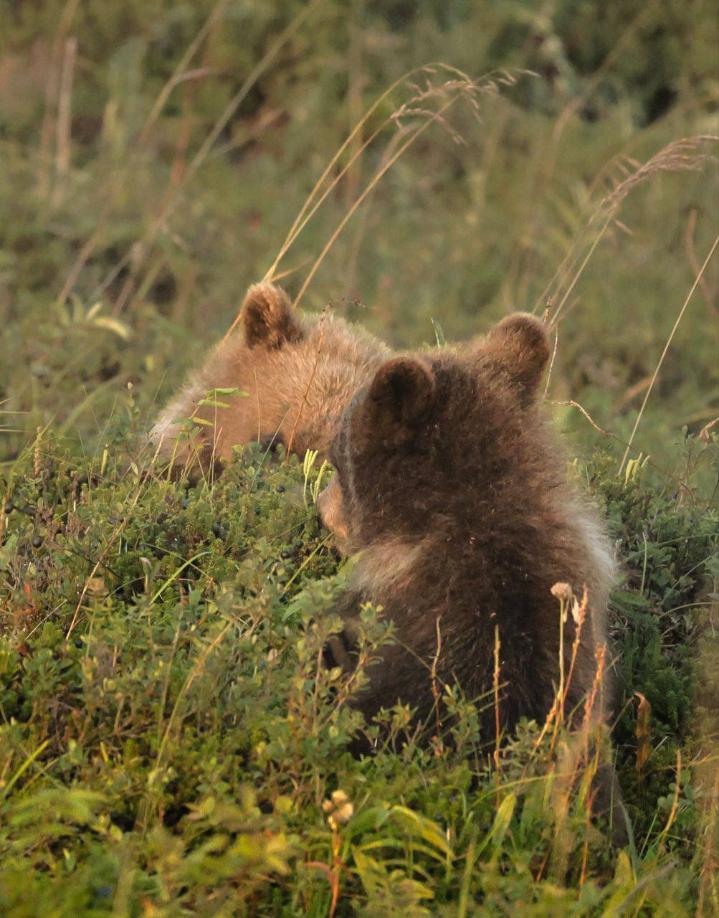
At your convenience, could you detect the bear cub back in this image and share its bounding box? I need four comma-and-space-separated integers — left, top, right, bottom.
318, 313, 615, 742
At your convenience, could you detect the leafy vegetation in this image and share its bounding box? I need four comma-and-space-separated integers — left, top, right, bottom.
0, 438, 717, 914
0, 1, 718, 914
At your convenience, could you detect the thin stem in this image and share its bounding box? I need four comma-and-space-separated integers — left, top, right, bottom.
619, 233, 719, 473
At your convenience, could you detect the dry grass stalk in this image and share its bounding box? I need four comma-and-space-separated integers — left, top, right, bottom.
430, 615, 444, 744
529, 585, 588, 757
138, 0, 229, 143
542, 135, 718, 327
493, 625, 502, 775
699, 416, 719, 442
619, 231, 719, 473
213, 67, 522, 344
288, 71, 522, 312
685, 208, 719, 318
37, 0, 81, 199
697, 767, 719, 917
655, 749, 683, 854
52, 35, 76, 202
56, 1, 226, 304
261, 64, 514, 293
85, 0, 325, 315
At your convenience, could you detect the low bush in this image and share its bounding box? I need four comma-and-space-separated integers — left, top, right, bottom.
1, 431, 716, 914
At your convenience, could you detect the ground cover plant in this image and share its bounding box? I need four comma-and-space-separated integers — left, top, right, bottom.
0, 437, 717, 914
1, 1, 718, 914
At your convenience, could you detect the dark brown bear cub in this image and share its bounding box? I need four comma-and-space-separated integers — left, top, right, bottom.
317, 313, 616, 745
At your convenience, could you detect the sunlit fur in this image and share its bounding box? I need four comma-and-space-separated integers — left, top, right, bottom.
150, 282, 389, 471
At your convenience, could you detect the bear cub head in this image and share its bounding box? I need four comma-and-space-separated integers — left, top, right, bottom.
151, 281, 388, 471
318, 313, 552, 556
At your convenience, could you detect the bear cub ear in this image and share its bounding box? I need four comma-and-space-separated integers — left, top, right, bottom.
485, 313, 550, 403
360, 357, 435, 447
241, 282, 304, 349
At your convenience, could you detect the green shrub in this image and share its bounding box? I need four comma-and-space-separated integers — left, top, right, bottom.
0, 433, 716, 914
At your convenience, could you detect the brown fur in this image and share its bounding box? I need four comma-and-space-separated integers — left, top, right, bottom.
319, 313, 617, 744
150, 282, 389, 471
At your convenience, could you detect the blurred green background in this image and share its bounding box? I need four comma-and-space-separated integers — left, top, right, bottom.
1, 0, 718, 470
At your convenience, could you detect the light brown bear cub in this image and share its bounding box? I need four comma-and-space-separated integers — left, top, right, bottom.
318, 313, 616, 747
151, 282, 389, 471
